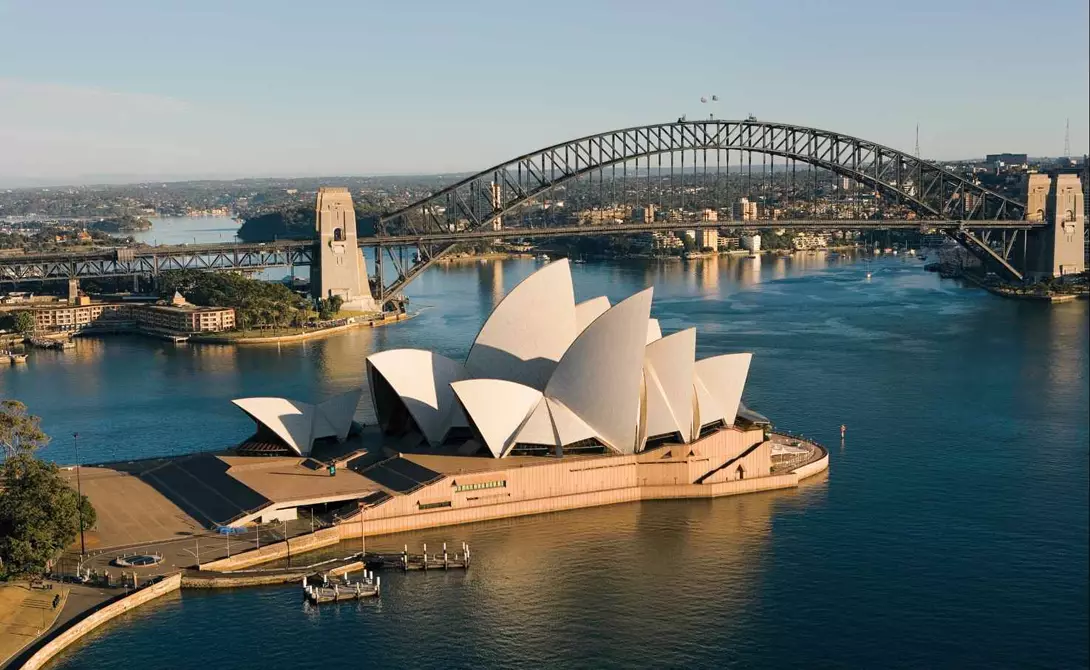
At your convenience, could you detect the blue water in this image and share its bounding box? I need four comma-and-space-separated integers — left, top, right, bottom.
2, 253, 1086, 669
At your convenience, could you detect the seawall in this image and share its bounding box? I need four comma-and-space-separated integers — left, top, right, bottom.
16, 573, 182, 670
201, 526, 342, 571
342, 469, 815, 538
193, 312, 413, 345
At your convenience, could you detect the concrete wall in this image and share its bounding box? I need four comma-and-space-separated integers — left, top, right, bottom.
345, 427, 770, 537
19, 573, 182, 670
201, 526, 342, 571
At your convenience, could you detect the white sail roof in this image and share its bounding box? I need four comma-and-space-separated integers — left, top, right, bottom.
232, 387, 362, 456
451, 379, 542, 458
465, 258, 577, 390
694, 353, 752, 428
545, 398, 597, 447
643, 328, 696, 441
646, 318, 662, 344
366, 349, 468, 446
575, 296, 610, 332
545, 288, 653, 454
512, 398, 558, 451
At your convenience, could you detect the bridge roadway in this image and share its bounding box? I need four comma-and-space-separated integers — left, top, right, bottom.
0, 219, 1037, 282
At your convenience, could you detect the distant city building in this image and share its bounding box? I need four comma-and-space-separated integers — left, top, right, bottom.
792, 233, 829, 251
733, 198, 758, 221
986, 153, 1029, 167
718, 236, 740, 251
651, 232, 684, 251
700, 229, 719, 250
740, 234, 761, 253
701, 208, 718, 222
635, 204, 656, 223
575, 207, 627, 225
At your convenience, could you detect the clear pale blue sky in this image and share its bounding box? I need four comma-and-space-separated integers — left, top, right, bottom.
1, 0, 1087, 185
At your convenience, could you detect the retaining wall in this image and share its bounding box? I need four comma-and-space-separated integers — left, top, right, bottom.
19, 573, 181, 670
201, 526, 341, 571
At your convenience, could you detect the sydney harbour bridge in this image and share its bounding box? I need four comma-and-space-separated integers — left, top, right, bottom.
1, 119, 1076, 306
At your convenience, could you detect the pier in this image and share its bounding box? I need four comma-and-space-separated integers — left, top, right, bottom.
303, 570, 379, 605
364, 543, 472, 572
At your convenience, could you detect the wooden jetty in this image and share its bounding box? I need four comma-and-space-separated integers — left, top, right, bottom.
1, 350, 27, 364
303, 569, 380, 604
363, 542, 471, 572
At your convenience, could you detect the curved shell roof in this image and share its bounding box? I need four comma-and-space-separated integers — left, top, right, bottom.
232, 387, 362, 456
465, 258, 577, 390
367, 349, 468, 446
694, 353, 752, 428
451, 379, 542, 458
643, 328, 696, 441
545, 288, 653, 454
575, 296, 610, 332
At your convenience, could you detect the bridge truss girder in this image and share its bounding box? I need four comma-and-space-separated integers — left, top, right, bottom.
375, 120, 1028, 297
0, 246, 314, 283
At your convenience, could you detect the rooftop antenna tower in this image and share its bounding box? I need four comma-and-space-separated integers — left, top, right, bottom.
1064, 117, 1070, 158
914, 123, 920, 160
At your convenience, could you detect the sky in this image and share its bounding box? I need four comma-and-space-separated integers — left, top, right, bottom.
0, 0, 1087, 186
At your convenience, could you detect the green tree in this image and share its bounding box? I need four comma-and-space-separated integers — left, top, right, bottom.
0, 453, 95, 578
317, 298, 333, 321
13, 311, 34, 335
0, 400, 49, 458
328, 294, 344, 315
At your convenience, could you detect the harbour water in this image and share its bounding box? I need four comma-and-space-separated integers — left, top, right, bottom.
1, 247, 1086, 667
130, 215, 242, 246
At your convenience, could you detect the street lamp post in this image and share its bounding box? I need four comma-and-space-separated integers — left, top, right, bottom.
73, 432, 86, 558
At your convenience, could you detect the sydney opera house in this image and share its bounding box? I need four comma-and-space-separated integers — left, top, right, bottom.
120, 260, 824, 539
366, 259, 756, 460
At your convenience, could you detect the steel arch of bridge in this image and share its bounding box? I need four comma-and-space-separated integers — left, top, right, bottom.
375, 119, 1027, 296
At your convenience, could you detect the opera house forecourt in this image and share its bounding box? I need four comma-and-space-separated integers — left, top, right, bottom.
216, 259, 828, 538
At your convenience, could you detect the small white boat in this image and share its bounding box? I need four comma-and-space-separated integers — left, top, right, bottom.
536, 254, 550, 261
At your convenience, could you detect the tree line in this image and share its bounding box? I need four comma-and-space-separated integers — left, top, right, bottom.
1, 400, 95, 578
158, 270, 318, 330
157, 270, 352, 330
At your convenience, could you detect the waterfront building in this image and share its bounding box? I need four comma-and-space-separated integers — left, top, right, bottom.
73, 261, 826, 538
19, 294, 235, 335
740, 234, 762, 253
29, 302, 130, 332
650, 232, 684, 252
136, 301, 236, 334
700, 229, 719, 250
792, 233, 829, 251
366, 260, 753, 458
718, 236, 740, 251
